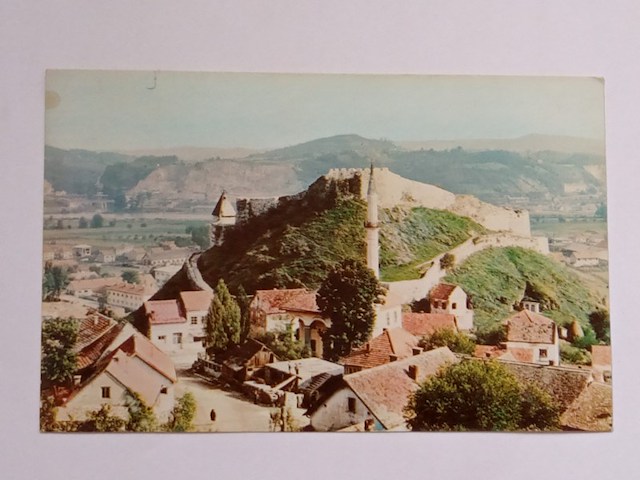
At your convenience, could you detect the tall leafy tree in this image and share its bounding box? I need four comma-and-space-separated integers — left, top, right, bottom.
205, 279, 242, 352
121, 270, 140, 284
589, 308, 610, 344
317, 259, 385, 361
236, 285, 252, 343
41, 318, 78, 386
42, 261, 69, 300
405, 360, 560, 431
90, 213, 104, 228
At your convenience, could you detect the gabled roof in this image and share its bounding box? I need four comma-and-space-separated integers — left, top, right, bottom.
115, 332, 177, 383
341, 328, 419, 370
429, 283, 459, 302
76, 323, 125, 371
343, 347, 458, 429
179, 290, 213, 313
267, 358, 343, 384
144, 300, 186, 325
402, 312, 457, 337
505, 310, 557, 344
212, 191, 236, 217
591, 345, 612, 368
252, 288, 312, 315
67, 276, 121, 292
279, 291, 320, 314
60, 331, 176, 408
74, 311, 117, 350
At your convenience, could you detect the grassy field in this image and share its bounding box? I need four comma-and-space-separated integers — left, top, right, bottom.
43, 216, 206, 249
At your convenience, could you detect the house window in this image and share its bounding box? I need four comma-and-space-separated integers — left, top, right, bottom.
158, 335, 166, 341
539, 349, 548, 359
173, 333, 183, 344
101, 386, 111, 399
347, 397, 356, 413
191, 316, 198, 325
160, 386, 168, 394
452, 303, 457, 310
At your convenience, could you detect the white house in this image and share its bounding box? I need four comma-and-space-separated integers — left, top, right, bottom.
503, 309, 560, 366
106, 282, 154, 312
73, 244, 92, 258
144, 290, 212, 366
307, 347, 457, 431
56, 332, 177, 424
428, 283, 474, 331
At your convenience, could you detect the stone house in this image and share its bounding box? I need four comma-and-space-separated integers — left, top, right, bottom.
214, 339, 277, 384
428, 283, 474, 331
503, 310, 560, 366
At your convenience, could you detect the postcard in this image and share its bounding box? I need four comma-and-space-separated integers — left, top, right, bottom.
41, 71, 610, 432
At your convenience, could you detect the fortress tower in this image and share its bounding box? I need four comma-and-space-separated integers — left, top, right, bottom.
210, 190, 236, 246
365, 164, 380, 278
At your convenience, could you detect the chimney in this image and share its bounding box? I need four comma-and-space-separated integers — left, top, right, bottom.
412, 347, 423, 356
389, 354, 398, 362
408, 364, 419, 381
73, 375, 82, 386
365, 343, 370, 353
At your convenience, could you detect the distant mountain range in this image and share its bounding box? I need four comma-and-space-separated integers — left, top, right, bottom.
44, 134, 606, 205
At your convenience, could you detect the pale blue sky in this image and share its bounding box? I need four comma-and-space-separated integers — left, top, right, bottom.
45, 71, 605, 151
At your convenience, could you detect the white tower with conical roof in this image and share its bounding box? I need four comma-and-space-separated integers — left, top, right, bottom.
365, 163, 380, 278
210, 190, 236, 246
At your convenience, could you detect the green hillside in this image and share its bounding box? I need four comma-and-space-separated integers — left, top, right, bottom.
444, 246, 601, 336
188, 176, 485, 293
380, 208, 485, 281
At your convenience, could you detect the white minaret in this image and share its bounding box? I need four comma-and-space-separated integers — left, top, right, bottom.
365, 163, 380, 278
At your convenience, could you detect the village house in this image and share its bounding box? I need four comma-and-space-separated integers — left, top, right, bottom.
371, 291, 404, 337
306, 347, 458, 431
56, 331, 177, 424
66, 276, 121, 297
590, 345, 612, 383
428, 283, 474, 331
122, 247, 147, 263
142, 248, 193, 267
340, 327, 420, 374
95, 248, 116, 264
106, 282, 154, 312
143, 290, 212, 366
73, 244, 92, 259
402, 312, 458, 338
249, 288, 331, 358
503, 309, 560, 365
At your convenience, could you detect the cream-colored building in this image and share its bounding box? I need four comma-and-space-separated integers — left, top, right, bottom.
503, 309, 560, 366
106, 282, 154, 312
428, 283, 474, 331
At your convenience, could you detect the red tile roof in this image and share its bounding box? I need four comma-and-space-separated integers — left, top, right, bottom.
76, 323, 125, 370
67, 277, 121, 293
253, 288, 312, 315
505, 310, 556, 344
74, 311, 116, 349
341, 328, 419, 370
179, 290, 213, 313
402, 312, 457, 337
591, 345, 612, 368
343, 347, 458, 429
279, 291, 320, 313
429, 283, 458, 301
144, 300, 186, 325
115, 332, 177, 383
108, 282, 149, 295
